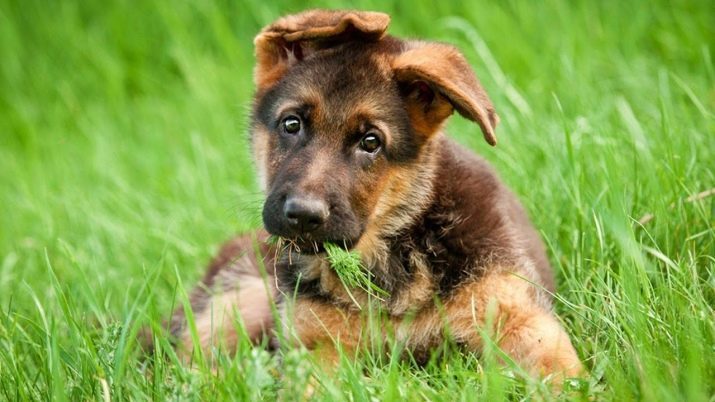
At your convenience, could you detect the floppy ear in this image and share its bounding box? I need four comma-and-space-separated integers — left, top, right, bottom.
393, 43, 499, 146
254, 10, 390, 91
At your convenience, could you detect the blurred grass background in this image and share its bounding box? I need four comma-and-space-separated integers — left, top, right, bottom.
0, 0, 713, 400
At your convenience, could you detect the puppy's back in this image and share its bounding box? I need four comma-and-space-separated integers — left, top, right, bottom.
435, 137, 554, 293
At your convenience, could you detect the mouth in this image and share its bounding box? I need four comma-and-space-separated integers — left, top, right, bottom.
276, 237, 356, 255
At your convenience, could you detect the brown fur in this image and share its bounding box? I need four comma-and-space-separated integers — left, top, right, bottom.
165, 9, 583, 386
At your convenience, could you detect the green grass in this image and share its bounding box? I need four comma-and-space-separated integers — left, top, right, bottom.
1, 0, 713, 400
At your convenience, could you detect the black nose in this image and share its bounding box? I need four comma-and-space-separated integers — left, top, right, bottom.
283, 196, 329, 233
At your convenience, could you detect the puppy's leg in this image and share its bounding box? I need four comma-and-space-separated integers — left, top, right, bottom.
493, 307, 582, 379
286, 297, 377, 394
173, 275, 275, 359
288, 299, 362, 365
276, 299, 346, 398
170, 235, 277, 360
446, 271, 583, 381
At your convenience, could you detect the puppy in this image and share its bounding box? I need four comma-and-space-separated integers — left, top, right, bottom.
168, 9, 583, 383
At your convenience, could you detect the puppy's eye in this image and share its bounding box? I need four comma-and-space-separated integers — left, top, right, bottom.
282, 116, 301, 134
359, 133, 381, 153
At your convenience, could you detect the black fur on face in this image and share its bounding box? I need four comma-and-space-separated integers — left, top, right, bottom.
251, 42, 421, 251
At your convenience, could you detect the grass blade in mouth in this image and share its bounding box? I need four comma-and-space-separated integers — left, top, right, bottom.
323, 242, 389, 305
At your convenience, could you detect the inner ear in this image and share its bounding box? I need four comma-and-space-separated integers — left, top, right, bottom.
400, 80, 440, 109
412, 81, 435, 106
401, 80, 454, 137
285, 41, 305, 64
288, 42, 304, 61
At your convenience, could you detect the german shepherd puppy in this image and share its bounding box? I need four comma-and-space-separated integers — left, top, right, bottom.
168, 9, 583, 383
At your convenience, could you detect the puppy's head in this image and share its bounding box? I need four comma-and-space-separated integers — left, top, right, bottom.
250, 10, 498, 251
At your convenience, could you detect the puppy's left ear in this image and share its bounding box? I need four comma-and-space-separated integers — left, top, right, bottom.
254, 10, 390, 91
393, 43, 499, 146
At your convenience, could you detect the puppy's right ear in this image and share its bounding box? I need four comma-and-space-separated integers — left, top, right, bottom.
254, 10, 390, 91
393, 42, 499, 146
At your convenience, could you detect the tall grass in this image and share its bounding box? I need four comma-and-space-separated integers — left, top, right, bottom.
0, 0, 713, 400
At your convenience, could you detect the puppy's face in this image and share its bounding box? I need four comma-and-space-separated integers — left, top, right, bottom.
254, 45, 416, 249
250, 11, 499, 251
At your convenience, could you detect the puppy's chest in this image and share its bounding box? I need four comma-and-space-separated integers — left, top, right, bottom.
275, 231, 482, 316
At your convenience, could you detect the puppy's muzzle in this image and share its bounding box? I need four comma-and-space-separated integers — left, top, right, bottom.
283, 195, 330, 234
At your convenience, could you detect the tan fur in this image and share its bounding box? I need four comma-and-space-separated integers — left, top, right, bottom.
286, 298, 366, 367
252, 127, 271, 192
178, 276, 274, 359
389, 251, 435, 315
445, 271, 582, 381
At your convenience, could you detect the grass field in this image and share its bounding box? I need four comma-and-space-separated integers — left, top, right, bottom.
1, 0, 713, 400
